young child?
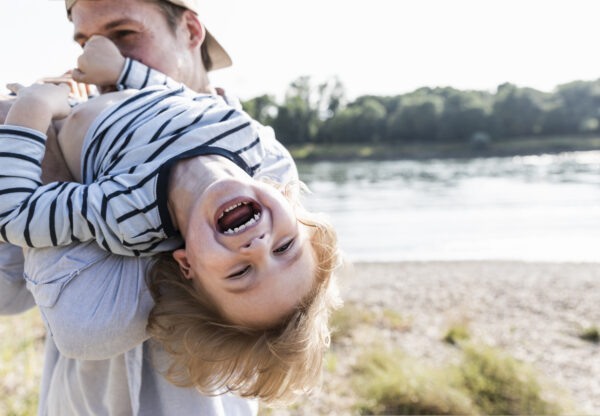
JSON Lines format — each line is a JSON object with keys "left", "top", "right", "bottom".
{"left": 1, "top": 37, "right": 340, "bottom": 402}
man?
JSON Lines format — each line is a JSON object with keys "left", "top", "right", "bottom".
{"left": 0, "top": 0, "right": 263, "bottom": 414}
{"left": 67, "top": 0, "right": 231, "bottom": 94}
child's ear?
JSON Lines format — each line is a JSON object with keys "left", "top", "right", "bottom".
{"left": 172, "top": 249, "right": 193, "bottom": 279}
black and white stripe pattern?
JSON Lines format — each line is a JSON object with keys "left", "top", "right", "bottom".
{"left": 117, "top": 58, "right": 181, "bottom": 92}
{"left": 0, "top": 72, "right": 289, "bottom": 256}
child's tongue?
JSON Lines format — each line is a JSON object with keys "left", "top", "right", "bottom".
{"left": 218, "top": 204, "right": 254, "bottom": 232}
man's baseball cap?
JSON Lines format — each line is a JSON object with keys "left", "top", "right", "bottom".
{"left": 65, "top": 0, "right": 232, "bottom": 71}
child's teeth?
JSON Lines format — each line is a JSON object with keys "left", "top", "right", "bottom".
{"left": 222, "top": 207, "right": 262, "bottom": 235}
{"left": 220, "top": 202, "right": 253, "bottom": 219}
{"left": 224, "top": 202, "right": 248, "bottom": 214}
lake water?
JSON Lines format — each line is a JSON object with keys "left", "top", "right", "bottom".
{"left": 297, "top": 151, "right": 600, "bottom": 262}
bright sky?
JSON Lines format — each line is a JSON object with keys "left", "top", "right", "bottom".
{"left": 2, "top": 0, "right": 600, "bottom": 100}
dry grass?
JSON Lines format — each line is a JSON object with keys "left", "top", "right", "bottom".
{"left": 0, "top": 309, "right": 45, "bottom": 416}
{"left": 579, "top": 325, "right": 599, "bottom": 343}
{"left": 443, "top": 323, "right": 471, "bottom": 345}
{"left": 329, "top": 302, "right": 377, "bottom": 342}
{"left": 458, "top": 343, "right": 569, "bottom": 415}
{"left": 261, "top": 284, "right": 578, "bottom": 416}
{"left": 352, "top": 347, "right": 478, "bottom": 415}
{"left": 0, "top": 263, "right": 586, "bottom": 416}
{"left": 351, "top": 341, "right": 571, "bottom": 415}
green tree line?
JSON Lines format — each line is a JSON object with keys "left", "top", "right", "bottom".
{"left": 242, "top": 76, "right": 600, "bottom": 146}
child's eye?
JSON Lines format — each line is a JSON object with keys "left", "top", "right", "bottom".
{"left": 227, "top": 265, "right": 250, "bottom": 279}
{"left": 273, "top": 239, "right": 294, "bottom": 254}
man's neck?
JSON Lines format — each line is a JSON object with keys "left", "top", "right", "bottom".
{"left": 184, "top": 68, "right": 215, "bottom": 95}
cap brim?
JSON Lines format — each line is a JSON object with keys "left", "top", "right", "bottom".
{"left": 205, "top": 29, "right": 232, "bottom": 71}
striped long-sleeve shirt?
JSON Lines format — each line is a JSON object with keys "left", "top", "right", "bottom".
{"left": 0, "top": 62, "right": 296, "bottom": 256}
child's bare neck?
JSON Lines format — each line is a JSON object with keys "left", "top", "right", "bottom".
{"left": 167, "top": 154, "right": 245, "bottom": 232}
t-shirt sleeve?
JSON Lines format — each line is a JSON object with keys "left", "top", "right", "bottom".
{"left": 23, "top": 242, "right": 153, "bottom": 359}
{"left": 117, "top": 58, "right": 182, "bottom": 91}
{"left": 252, "top": 124, "right": 299, "bottom": 185}
{"left": 0, "top": 242, "right": 35, "bottom": 315}
{"left": 0, "top": 125, "right": 168, "bottom": 256}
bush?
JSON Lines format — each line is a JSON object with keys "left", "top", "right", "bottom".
{"left": 459, "top": 343, "right": 565, "bottom": 415}
{"left": 352, "top": 347, "right": 478, "bottom": 415}
{"left": 351, "top": 343, "right": 571, "bottom": 415}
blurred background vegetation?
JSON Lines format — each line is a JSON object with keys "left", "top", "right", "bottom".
{"left": 0, "top": 310, "right": 44, "bottom": 416}
{"left": 243, "top": 76, "right": 600, "bottom": 159}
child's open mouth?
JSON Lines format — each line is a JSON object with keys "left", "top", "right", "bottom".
{"left": 216, "top": 199, "right": 262, "bottom": 235}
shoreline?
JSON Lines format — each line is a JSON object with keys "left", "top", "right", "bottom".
{"left": 290, "top": 136, "right": 600, "bottom": 162}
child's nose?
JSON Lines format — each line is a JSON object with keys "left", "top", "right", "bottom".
{"left": 241, "top": 233, "right": 266, "bottom": 251}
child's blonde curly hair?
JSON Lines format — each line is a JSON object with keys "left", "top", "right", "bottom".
{"left": 146, "top": 185, "right": 341, "bottom": 403}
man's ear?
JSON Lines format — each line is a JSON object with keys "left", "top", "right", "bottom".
{"left": 180, "top": 10, "right": 206, "bottom": 49}
{"left": 173, "top": 248, "right": 194, "bottom": 279}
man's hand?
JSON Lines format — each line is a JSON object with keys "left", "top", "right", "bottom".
{"left": 5, "top": 83, "right": 71, "bottom": 133}
{"left": 72, "top": 35, "right": 126, "bottom": 88}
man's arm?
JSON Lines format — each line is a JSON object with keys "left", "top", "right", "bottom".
{"left": 0, "top": 242, "right": 35, "bottom": 315}
{"left": 23, "top": 242, "right": 153, "bottom": 359}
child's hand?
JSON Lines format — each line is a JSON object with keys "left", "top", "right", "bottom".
{"left": 5, "top": 83, "right": 71, "bottom": 133}
{"left": 72, "top": 35, "right": 126, "bottom": 88}
{"left": 38, "top": 71, "right": 95, "bottom": 102}
{"left": 0, "top": 94, "right": 17, "bottom": 125}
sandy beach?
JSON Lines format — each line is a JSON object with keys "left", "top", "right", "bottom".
{"left": 2, "top": 261, "right": 600, "bottom": 414}
{"left": 269, "top": 261, "right": 600, "bottom": 415}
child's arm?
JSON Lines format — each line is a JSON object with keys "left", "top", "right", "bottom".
{"left": 72, "top": 35, "right": 182, "bottom": 91}
{"left": 5, "top": 83, "right": 71, "bottom": 133}
{"left": 0, "top": 123, "right": 165, "bottom": 255}
{"left": 0, "top": 85, "right": 166, "bottom": 255}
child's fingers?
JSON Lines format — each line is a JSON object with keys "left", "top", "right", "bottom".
{"left": 58, "top": 82, "right": 71, "bottom": 91}
{"left": 38, "top": 76, "right": 80, "bottom": 98}
{"left": 75, "top": 81, "right": 88, "bottom": 100}
{"left": 71, "top": 68, "right": 87, "bottom": 84}
{"left": 38, "top": 75, "right": 72, "bottom": 84}
{"left": 6, "top": 83, "right": 24, "bottom": 94}
{"left": 53, "top": 79, "right": 84, "bottom": 100}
